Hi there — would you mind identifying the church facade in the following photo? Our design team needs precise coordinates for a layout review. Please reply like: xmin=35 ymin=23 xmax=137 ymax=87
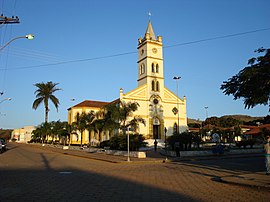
xmin=68 ymin=21 xmax=187 ymax=145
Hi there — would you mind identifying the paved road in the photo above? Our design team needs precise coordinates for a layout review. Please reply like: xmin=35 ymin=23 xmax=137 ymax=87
xmin=0 ymin=143 xmax=269 ymax=202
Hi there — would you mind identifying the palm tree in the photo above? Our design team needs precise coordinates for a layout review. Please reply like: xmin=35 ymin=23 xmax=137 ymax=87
xmin=128 ymin=116 xmax=146 ymax=133
xmin=61 ymin=122 xmax=77 ymax=146
xmin=118 ymin=101 xmax=144 ymax=134
xmin=50 ymin=120 xmax=64 ymax=144
xmin=103 ymin=100 xmax=145 ymax=134
xmin=32 ymin=81 xmax=61 ymax=123
xmin=32 ymin=122 xmax=51 ymax=143
xmin=74 ymin=111 xmax=95 ymax=148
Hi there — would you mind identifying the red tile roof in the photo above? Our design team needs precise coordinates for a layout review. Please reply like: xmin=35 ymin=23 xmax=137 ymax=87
xmin=67 ymin=98 xmax=121 ymax=111
xmin=68 ymin=100 xmax=109 ymax=110
xmin=244 ymin=124 xmax=270 ymax=135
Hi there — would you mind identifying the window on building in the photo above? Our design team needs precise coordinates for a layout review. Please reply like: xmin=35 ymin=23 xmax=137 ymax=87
xmin=152 ymin=80 xmax=155 ymax=91
xmin=152 ymin=63 xmax=155 ymax=73
xmin=156 ymin=64 xmax=159 ymax=73
xmin=156 ymin=81 xmax=159 ymax=91
xmin=140 ymin=63 xmax=145 ymax=75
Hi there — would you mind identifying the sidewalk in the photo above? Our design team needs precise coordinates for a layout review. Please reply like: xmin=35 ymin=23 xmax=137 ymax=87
xmin=28 ymin=143 xmax=270 ymax=189
xmin=220 ymin=173 xmax=270 ymax=189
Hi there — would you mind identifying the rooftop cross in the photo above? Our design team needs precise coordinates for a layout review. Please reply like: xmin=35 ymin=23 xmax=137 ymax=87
xmin=148 ymin=11 xmax=151 ymax=21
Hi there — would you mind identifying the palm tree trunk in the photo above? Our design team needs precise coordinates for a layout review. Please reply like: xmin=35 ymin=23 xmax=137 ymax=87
xmin=80 ymin=130 xmax=83 ymax=148
xmin=45 ymin=107 xmax=49 ymax=123
xmin=68 ymin=135 xmax=71 ymax=146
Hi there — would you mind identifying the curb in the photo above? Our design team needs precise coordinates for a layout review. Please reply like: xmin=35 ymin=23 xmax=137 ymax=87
xmin=219 ymin=175 xmax=270 ymax=190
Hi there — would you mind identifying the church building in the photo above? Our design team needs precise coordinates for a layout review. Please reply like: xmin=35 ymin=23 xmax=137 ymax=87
xmin=68 ymin=21 xmax=187 ymax=145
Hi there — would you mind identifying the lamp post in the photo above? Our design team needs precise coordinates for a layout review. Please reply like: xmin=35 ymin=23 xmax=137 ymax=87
xmin=173 ymin=76 xmax=181 ymax=133
xmin=0 ymin=98 xmax=11 ymax=104
xmin=164 ymin=127 xmax=168 ymax=161
xmin=124 ymin=127 xmax=130 ymax=162
xmin=204 ymin=106 xmax=208 ymax=119
xmin=0 ymin=34 xmax=34 ymax=51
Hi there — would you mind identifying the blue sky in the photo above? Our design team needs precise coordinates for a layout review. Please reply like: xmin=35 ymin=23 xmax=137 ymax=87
xmin=0 ymin=0 xmax=269 ymax=129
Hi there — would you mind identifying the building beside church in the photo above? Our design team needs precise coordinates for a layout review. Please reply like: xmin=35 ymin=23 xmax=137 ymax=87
xmin=68 ymin=21 xmax=187 ymax=145
xmin=11 ymin=126 xmax=36 ymax=143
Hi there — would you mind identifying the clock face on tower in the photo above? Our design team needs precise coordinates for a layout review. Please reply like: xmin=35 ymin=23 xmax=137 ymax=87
xmin=140 ymin=49 xmax=144 ymax=55
xmin=152 ymin=48 xmax=157 ymax=54
xmin=153 ymin=98 xmax=159 ymax=105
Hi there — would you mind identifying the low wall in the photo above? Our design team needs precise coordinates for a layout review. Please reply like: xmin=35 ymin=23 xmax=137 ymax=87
xmin=161 ymin=148 xmax=264 ymax=157
xmin=105 ymin=150 xmax=146 ymax=158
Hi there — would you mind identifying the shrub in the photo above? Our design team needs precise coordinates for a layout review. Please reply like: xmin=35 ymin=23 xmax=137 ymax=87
xmin=235 ymin=139 xmax=256 ymax=148
xmin=167 ymin=132 xmax=195 ymax=151
xmin=109 ymin=134 xmax=146 ymax=151
xmin=100 ymin=140 xmax=110 ymax=148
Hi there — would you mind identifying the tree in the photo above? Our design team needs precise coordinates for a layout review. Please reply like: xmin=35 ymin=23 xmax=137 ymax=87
xmin=118 ymin=101 xmax=145 ymax=134
xmin=73 ymin=111 xmax=95 ymax=147
xmin=221 ymin=48 xmax=270 ymax=111
xmin=32 ymin=81 xmax=61 ymax=123
xmin=32 ymin=122 xmax=51 ymax=143
xmin=50 ymin=120 xmax=65 ymax=144
xmin=61 ymin=122 xmax=77 ymax=146
xmin=102 ymin=100 xmax=145 ymax=134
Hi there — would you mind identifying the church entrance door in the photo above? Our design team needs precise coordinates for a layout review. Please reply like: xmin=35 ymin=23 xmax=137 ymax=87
xmin=153 ymin=117 xmax=161 ymax=139
xmin=153 ymin=125 xmax=160 ymax=139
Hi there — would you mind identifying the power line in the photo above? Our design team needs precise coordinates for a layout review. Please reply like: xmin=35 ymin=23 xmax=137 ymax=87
xmin=164 ymin=27 xmax=270 ymax=48
xmin=1 ymin=27 xmax=270 ymax=71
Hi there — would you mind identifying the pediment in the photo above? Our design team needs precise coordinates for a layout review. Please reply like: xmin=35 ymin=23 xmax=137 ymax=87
xmin=123 ymin=84 xmax=147 ymax=100
xmin=164 ymin=87 xmax=183 ymax=102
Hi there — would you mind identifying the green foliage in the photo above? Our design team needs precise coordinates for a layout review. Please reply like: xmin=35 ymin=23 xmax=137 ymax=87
xmin=221 ymin=48 xmax=270 ymax=111
xmin=188 ymin=123 xmax=201 ymax=128
xmin=32 ymin=81 xmax=61 ymax=123
xmin=235 ymin=139 xmax=256 ymax=149
xmin=260 ymin=128 xmax=270 ymax=138
xmin=108 ymin=134 xmax=146 ymax=151
xmin=204 ymin=116 xmax=241 ymax=127
xmin=103 ymin=100 xmax=145 ymax=134
xmin=167 ymin=131 xmax=201 ymax=151
xmin=73 ymin=111 xmax=96 ymax=147
xmin=0 ymin=129 xmax=12 ymax=140
xmin=99 ymin=140 xmax=110 ymax=148
xmin=31 ymin=122 xmax=51 ymax=143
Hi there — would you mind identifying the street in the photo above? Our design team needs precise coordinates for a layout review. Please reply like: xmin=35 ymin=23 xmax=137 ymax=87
xmin=0 ymin=142 xmax=269 ymax=202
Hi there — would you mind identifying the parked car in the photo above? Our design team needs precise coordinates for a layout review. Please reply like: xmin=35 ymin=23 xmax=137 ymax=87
xmin=0 ymin=138 xmax=7 ymax=153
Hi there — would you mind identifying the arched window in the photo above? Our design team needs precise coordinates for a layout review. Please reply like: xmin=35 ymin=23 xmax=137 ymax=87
xmin=152 ymin=63 xmax=155 ymax=73
xmin=142 ymin=65 xmax=145 ymax=74
xmin=156 ymin=81 xmax=159 ymax=91
xmin=156 ymin=64 xmax=159 ymax=73
xmin=140 ymin=63 xmax=145 ymax=75
xmin=152 ymin=80 xmax=155 ymax=91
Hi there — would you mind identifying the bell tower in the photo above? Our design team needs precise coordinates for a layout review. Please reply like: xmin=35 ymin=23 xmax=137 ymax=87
xmin=137 ymin=21 xmax=164 ymax=97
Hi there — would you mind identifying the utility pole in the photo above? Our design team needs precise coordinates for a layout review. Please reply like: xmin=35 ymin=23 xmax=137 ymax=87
xmin=0 ymin=14 xmax=20 ymax=24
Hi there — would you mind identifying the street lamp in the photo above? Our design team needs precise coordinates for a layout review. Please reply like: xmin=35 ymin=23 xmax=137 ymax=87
xmin=164 ymin=127 xmax=168 ymax=161
xmin=0 ymin=98 xmax=11 ymax=104
xmin=173 ymin=76 xmax=181 ymax=133
xmin=127 ymin=129 xmax=130 ymax=162
xmin=204 ymin=106 xmax=208 ymax=119
xmin=0 ymin=34 xmax=34 ymax=51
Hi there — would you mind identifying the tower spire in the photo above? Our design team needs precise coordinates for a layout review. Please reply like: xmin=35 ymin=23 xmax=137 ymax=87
xmin=145 ymin=20 xmax=156 ymax=40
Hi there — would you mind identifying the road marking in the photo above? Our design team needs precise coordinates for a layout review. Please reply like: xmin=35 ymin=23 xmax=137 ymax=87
xmin=59 ymin=171 xmax=72 ymax=174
